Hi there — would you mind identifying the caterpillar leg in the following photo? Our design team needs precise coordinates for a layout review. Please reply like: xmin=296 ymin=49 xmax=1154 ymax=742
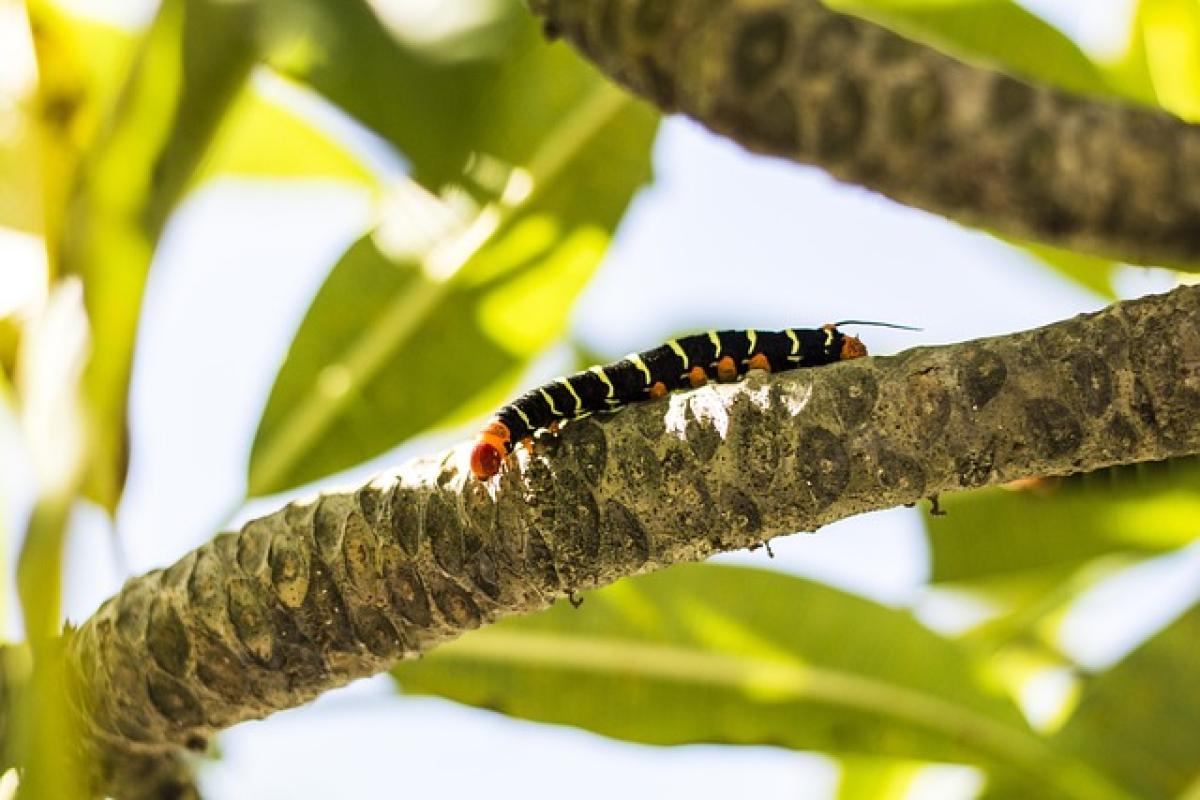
xmin=747 ymin=353 xmax=771 ymax=372
xmin=688 ymin=366 xmax=707 ymax=388
xmin=716 ymin=356 xmax=738 ymax=382
xmin=649 ymin=381 xmax=669 ymax=399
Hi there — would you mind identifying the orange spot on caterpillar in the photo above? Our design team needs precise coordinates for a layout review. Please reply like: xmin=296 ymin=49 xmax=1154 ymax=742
xmin=649 ymin=381 xmax=668 ymax=399
xmin=471 ymin=420 xmax=511 ymax=480
xmin=747 ymin=353 xmax=771 ymax=372
xmin=470 ymin=442 xmax=504 ymax=480
xmin=840 ymin=335 xmax=867 ymax=360
xmin=688 ymin=365 xmax=708 ymax=388
xmin=716 ymin=356 xmax=737 ymax=382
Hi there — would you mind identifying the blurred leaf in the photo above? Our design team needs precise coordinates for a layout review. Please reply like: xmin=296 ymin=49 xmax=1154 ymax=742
xmin=1135 ymin=0 xmax=1200 ymax=121
xmin=0 ymin=114 xmax=43 ymax=235
xmin=248 ymin=36 xmax=657 ymax=495
xmin=828 ymin=0 xmax=1112 ymax=97
xmin=267 ymin=0 xmax=525 ymax=188
xmin=195 ymin=72 xmax=376 ymax=185
xmin=837 ymin=756 xmax=923 ymax=799
xmin=926 ymin=461 xmax=1200 ymax=585
xmin=983 ymin=604 xmax=1200 ymax=800
xmin=53 ymin=0 xmax=261 ymax=511
xmin=392 ymin=565 xmax=1132 ymax=800
xmin=1017 ymin=242 xmax=1117 ymax=301
xmin=24 ymin=5 xmax=138 ymax=251
xmin=13 ymin=281 xmax=90 ymax=798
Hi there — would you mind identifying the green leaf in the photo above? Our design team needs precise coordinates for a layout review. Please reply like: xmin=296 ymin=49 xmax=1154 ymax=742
xmin=194 ymin=74 xmax=375 ymax=185
xmin=1016 ymin=242 xmax=1117 ymax=301
xmin=827 ymin=0 xmax=1112 ymax=97
xmin=391 ymin=565 xmax=1132 ymax=800
xmin=1034 ymin=604 xmax=1200 ymax=799
xmin=267 ymin=0 xmax=525 ymax=188
xmin=926 ymin=461 xmax=1200 ymax=585
xmin=54 ymin=0 xmax=261 ymax=511
xmin=837 ymin=757 xmax=924 ymax=800
xmin=1134 ymin=0 xmax=1200 ymax=121
xmin=248 ymin=35 xmax=657 ymax=496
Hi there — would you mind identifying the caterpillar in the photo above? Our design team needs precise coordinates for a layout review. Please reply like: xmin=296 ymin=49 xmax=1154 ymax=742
xmin=470 ymin=322 xmax=906 ymax=480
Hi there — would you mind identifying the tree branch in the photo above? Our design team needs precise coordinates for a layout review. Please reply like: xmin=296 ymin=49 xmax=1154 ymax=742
xmin=70 ymin=285 xmax=1200 ymax=797
xmin=525 ymin=0 xmax=1200 ymax=267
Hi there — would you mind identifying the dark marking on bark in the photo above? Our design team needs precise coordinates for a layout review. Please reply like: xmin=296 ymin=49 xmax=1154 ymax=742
xmin=875 ymin=449 xmax=927 ymax=497
xmin=956 ymin=441 xmax=996 ymax=487
xmin=890 ymin=76 xmax=944 ymax=143
xmin=525 ymin=528 xmax=561 ymax=590
xmin=795 ymin=426 xmax=850 ymax=508
xmin=147 ymin=598 xmax=190 ymax=678
xmin=989 ymin=75 xmax=1036 ymax=126
xmin=383 ymin=553 xmax=432 ymax=627
xmin=566 ymin=419 xmax=608 ymax=485
xmin=1106 ymin=413 xmax=1140 ymax=453
xmin=685 ymin=405 xmax=721 ymax=463
xmin=389 ymin=485 xmax=423 ymax=556
xmin=469 ymin=551 xmax=502 ymax=600
xmin=734 ymin=10 xmax=790 ymax=90
xmin=600 ymin=0 xmax=622 ymax=51
xmin=146 ymin=674 xmax=203 ymax=729
xmin=299 ymin=559 xmax=356 ymax=653
xmin=343 ymin=512 xmax=385 ymax=605
xmin=834 ymin=367 xmax=878 ymax=427
xmin=549 ymin=469 xmax=601 ymax=560
xmin=733 ymin=403 xmax=781 ymax=485
xmin=188 ymin=549 xmax=227 ymax=633
xmin=350 ymin=606 xmax=403 ymax=658
xmin=801 ymin=14 xmax=859 ymax=73
xmin=634 ymin=0 xmax=672 ymax=37
xmin=600 ymin=500 xmax=650 ymax=566
xmin=874 ymin=29 xmax=912 ymax=64
xmin=227 ymin=578 xmax=273 ymax=663
xmin=959 ymin=347 xmax=1008 ymax=409
xmin=1024 ymin=399 xmax=1083 ymax=458
xmin=269 ymin=536 xmax=310 ymax=609
xmin=906 ymin=371 xmax=951 ymax=442
xmin=638 ymin=57 xmax=677 ymax=109
xmin=1067 ymin=350 xmax=1114 ymax=416
xmin=193 ymin=635 xmax=253 ymax=703
xmin=816 ymin=78 xmax=865 ymax=160
xmin=312 ymin=497 xmax=346 ymax=558
xmin=115 ymin=581 xmax=153 ymax=641
xmin=426 ymin=494 xmax=465 ymax=575
xmin=619 ymin=437 xmax=662 ymax=487
xmin=356 ymin=485 xmax=382 ymax=526
xmin=635 ymin=406 xmax=666 ymax=439
xmin=431 ymin=579 xmax=482 ymax=630
xmin=719 ymin=485 xmax=762 ymax=537
xmin=161 ymin=551 xmax=195 ymax=591
xmin=717 ymin=88 xmax=800 ymax=151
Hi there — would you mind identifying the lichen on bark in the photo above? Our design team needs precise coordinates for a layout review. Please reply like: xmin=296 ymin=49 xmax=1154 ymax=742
xmin=65 ymin=285 xmax=1200 ymax=797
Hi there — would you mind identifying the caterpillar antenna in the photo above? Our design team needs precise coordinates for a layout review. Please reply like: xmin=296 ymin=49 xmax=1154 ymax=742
xmin=834 ymin=319 xmax=923 ymax=332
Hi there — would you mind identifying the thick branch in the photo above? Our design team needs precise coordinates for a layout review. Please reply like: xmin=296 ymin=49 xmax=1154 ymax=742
xmin=71 ymin=286 xmax=1200 ymax=797
xmin=527 ymin=0 xmax=1200 ymax=267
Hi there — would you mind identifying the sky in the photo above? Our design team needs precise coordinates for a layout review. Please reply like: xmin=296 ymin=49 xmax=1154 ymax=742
xmin=3 ymin=0 xmax=1199 ymax=798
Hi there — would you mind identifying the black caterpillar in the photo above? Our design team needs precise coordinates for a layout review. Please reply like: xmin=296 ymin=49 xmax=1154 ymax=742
xmin=470 ymin=323 xmax=904 ymax=479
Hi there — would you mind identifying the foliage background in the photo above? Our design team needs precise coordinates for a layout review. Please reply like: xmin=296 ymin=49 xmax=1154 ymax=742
xmin=1 ymin=0 xmax=1198 ymax=797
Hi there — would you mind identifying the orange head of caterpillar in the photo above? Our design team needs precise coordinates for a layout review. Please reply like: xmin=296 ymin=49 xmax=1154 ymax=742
xmin=839 ymin=334 xmax=867 ymax=360
xmin=470 ymin=420 xmax=512 ymax=480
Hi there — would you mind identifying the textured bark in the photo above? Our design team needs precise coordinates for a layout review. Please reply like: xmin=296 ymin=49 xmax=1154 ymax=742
xmin=526 ymin=0 xmax=1200 ymax=267
xmin=62 ymin=285 xmax=1200 ymax=797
